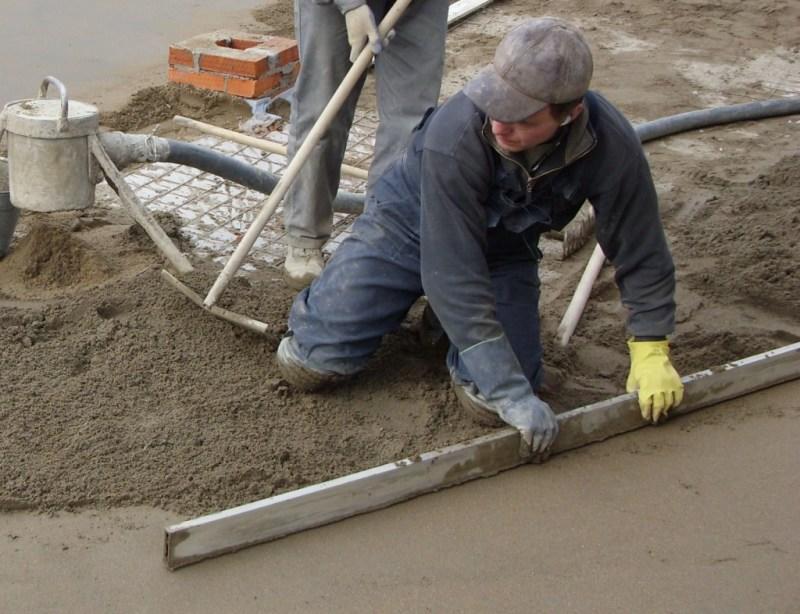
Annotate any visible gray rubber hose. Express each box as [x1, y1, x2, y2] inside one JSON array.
[[98, 132, 365, 214], [635, 96, 800, 143]]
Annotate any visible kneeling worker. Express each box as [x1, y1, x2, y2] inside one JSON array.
[[276, 17, 684, 459]]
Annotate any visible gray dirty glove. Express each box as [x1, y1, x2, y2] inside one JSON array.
[[453, 374, 559, 460], [344, 5, 382, 62], [498, 395, 559, 460]]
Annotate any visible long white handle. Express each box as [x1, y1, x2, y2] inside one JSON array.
[[203, 0, 414, 308], [173, 115, 369, 180], [556, 242, 606, 346], [162, 270, 268, 334]]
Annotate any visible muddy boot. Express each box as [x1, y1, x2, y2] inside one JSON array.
[[283, 246, 324, 290], [451, 377, 505, 428], [276, 336, 345, 391]]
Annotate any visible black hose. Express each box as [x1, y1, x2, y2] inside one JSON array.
[[164, 139, 366, 214], [160, 96, 800, 217], [635, 97, 800, 143], [165, 140, 278, 194]]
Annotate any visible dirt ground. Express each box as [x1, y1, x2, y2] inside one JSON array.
[[1, 0, 799, 606], [2, 0, 798, 517]]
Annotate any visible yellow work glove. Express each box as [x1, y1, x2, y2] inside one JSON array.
[[626, 339, 684, 423]]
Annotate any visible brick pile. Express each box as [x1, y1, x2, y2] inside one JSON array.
[[168, 31, 299, 99]]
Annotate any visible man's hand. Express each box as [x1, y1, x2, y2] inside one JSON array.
[[626, 339, 684, 423], [344, 5, 382, 62], [499, 395, 559, 460]]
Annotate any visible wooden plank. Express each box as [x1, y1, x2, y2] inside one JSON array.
[[89, 135, 194, 275], [164, 342, 800, 569], [448, 0, 494, 25]]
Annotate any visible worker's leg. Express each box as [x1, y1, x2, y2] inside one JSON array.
[[282, 195, 424, 378], [447, 236, 543, 391], [369, 0, 448, 190], [284, 0, 367, 249]]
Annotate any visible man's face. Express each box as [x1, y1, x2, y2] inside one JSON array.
[[490, 105, 566, 153]]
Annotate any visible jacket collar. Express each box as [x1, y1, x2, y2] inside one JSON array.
[[482, 101, 597, 180]]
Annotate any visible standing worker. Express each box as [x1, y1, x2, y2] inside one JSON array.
[[282, 0, 450, 289], [276, 18, 684, 458]]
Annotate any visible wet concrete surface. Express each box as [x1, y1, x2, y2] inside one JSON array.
[[0, 1, 263, 110], [3, 382, 799, 613]]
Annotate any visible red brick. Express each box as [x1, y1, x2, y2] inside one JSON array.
[[262, 36, 299, 66], [168, 67, 227, 93], [225, 72, 282, 99], [261, 36, 296, 53], [168, 46, 194, 68], [199, 53, 268, 79]]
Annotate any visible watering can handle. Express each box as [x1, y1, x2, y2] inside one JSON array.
[[38, 76, 69, 132]]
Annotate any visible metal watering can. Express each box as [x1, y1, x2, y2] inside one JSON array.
[[0, 76, 100, 212], [0, 75, 192, 273]]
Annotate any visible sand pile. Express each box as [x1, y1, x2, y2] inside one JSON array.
[[0, 223, 116, 291], [0, 219, 487, 514], [100, 83, 253, 134], [678, 154, 799, 316], [0, 263, 486, 514]]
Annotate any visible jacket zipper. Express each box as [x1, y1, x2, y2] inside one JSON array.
[[487, 133, 597, 261], [489, 130, 597, 193]]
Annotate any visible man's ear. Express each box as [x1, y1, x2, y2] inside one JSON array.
[[553, 99, 586, 126], [561, 101, 586, 126], [567, 101, 585, 124]]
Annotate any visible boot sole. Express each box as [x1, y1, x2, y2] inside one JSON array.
[[452, 381, 505, 427], [282, 267, 319, 291], [277, 338, 345, 391]]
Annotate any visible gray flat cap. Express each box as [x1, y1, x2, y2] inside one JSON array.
[[464, 17, 593, 122]]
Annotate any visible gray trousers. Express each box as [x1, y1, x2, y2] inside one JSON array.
[[284, 0, 449, 248]]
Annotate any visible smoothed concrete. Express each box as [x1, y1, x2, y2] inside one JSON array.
[[3, 382, 799, 613]]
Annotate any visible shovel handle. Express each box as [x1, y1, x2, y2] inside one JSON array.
[[203, 0, 415, 308], [557, 243, 606, 346]]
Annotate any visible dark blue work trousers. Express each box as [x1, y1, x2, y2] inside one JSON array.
[[287, 193, 544, 390]]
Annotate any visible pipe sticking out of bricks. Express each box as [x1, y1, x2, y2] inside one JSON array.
[[172, 115, 369, 181], [168, 32, 300, 100]]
